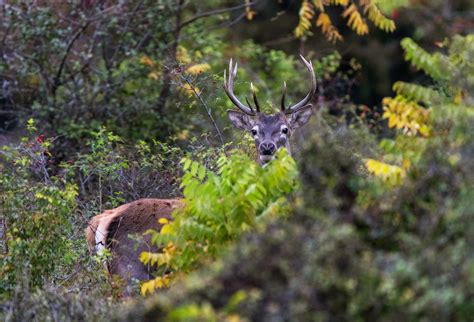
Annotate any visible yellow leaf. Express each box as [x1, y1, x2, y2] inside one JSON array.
[[186, 63, 211, 75], [139, 251, 150, 264], [158, 217, 169, 224], [148, 72, 160, 80], [295, 0, 315, 38], [141, 275, 172, 296], [140, 280, 155, 296], [315, 12, 343, 42], [342, 4, 369, 35], [402, 158, 411, 170], [362, 0, 395, 32], [178, 83, 198, 97], [226, 314, 244, 322], [316, 13, 331, 33], [246, 9, 256, 20], [178, 129, 189, 140], [139, 55, 154, 66], [388, 115, 397, 128], [365, 158, 406, 185], [177, 46, 192, 64], [160, 223, 175, 235], [419, 124, 430, 137], [245, 0, 256, 21], [453, 91, 463, 104]]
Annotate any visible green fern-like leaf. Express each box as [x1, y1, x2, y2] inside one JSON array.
[[393, 81, 446, 105], [141, 149, 300, 295], [401, 38, 447, 81]]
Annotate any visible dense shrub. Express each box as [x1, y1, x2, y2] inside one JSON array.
[[0, 120, 231, 300], [0, 122, 78, 296], [140, 149, 299, 295], [2, 284, 113, 322]]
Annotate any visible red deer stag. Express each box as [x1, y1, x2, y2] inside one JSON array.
[[85, 55, 317, 284]]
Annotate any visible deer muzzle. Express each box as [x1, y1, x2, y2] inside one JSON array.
[[259, 141, 277, 156]]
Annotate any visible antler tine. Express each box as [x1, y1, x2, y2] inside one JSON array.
[[233, 60, 238, 79], [285, 55, 317, 115], [280, 81, 287, 112], [245, 96, 255, 113], [251, 82, 260, 113], [223, 58, 255, 115]]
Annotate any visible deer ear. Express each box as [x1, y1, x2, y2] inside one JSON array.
[[288, 104, 313, 129], [227, 110, 253, 130]]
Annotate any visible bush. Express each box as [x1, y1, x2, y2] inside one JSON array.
[[0, 123, 78, 296], [139, 149, 300, 295], [2, 284, 112, 322]]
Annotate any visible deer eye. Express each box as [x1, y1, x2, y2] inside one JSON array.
[[251, 129, 258, 136], [281, 127, 289, 134]]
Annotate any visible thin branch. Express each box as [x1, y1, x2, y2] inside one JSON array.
[[181, 75, 225, 146], [109, 0, 145, 66], [156, 0, 184, 112], [165, 11, 248, 53], [52, 22, 90, 95], [179, 1, 256, 29]]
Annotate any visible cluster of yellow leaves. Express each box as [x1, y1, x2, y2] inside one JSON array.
[[361, 0, 396, 32], [139, 239, 176, 295], [176, 46, 192, 64], [186, 63, 211, 75], [295, 0, 315, 38], [365, 159, 406, 185], [294, 0, 395, 41], [178, 47, 209, 96], [342, 4, 369, 35], [382, 96, 430, 136], [316, 12, 343, 42], [140, 47, 210, 97], [159, 217, 175, 235], [140, 242, 175, 267], [139, 55, 161, 79], [178, 82, 200, 97], [140, 274, 171, 296], [313, 0, 325, 11], [139, 55, 154, 67]]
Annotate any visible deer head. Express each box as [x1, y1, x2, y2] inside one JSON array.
[[224, 55, 317, 164]]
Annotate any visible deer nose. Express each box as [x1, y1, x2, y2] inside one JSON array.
[[259, 142, 276, 155]]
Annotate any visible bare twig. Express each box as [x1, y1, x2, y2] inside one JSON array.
[[180, 75, 225, 146], [156, 0, 184, 112], [179, 1, 256, 29], [52, 22, 90, 96]]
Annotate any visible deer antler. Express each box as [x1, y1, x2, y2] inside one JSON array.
[[250, 82, 261, 113], [223, 59, 258, 115], [280, 81, 287, 112], [281, 55, 317, 114]]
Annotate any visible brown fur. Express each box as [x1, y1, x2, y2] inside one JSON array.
[[85, 198, 182, 282]]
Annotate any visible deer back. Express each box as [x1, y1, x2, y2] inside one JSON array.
[[85, 198, 182, 281]]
